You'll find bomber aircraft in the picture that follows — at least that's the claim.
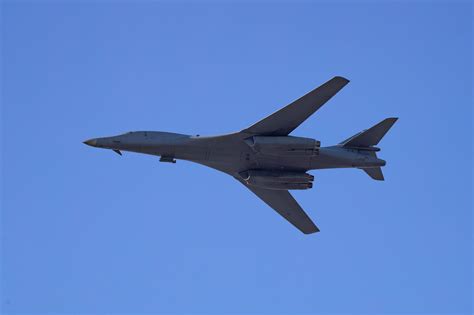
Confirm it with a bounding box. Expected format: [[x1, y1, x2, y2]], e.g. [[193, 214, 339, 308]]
[[84, 76, 397, 234]]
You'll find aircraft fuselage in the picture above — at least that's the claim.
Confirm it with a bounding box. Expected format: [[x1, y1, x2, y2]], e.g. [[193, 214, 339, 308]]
[[84, 131, 386, 175]]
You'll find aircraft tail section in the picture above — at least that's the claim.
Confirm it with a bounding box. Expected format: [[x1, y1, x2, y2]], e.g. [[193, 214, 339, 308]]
[[340, 117, 398, 148], [361, 167, 384, 181], [339, 118, 397, 181]]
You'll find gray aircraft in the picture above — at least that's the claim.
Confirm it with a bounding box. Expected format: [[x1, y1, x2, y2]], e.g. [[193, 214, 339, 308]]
[[84, 76, 397, 234]]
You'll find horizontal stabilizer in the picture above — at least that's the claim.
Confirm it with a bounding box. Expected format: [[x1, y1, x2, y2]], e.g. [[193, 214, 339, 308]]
[[361, 167, 384, 181], [341, 118, 398, 147], [242, 76, 350, 136]]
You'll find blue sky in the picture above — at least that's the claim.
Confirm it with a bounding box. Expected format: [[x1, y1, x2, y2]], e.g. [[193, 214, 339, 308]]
[[1, 1, 472, 314]]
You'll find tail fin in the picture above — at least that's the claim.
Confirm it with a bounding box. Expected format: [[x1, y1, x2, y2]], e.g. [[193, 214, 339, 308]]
[[361, 167, 384, 181], [340, 118, 398, 148], [340, 118, 398, 181]]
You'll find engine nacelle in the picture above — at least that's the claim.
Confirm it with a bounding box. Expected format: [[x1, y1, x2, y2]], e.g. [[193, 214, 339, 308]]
[[240, 170, 314, 190], [244, 136, 320, 156]]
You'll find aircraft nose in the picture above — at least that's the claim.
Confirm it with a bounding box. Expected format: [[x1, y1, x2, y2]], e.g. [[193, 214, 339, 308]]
[[83, 138, 98, 147]]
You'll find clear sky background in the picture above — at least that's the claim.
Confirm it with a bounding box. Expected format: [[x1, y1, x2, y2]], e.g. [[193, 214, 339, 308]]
[[1, 1, 472, 314]]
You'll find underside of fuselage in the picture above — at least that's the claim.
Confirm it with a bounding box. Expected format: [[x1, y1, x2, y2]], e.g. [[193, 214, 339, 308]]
[[157, 132, 386, 176]]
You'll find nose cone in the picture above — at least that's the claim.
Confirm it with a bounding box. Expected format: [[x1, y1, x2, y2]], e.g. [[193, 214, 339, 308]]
[[83, 138, 98, 147]]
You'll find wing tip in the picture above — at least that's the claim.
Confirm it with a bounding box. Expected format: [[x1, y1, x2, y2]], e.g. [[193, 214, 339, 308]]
[[303, 228, 320, 234], [385, 117, 399, 123], [333, 76, 350, 85], [302, 224, 320, 234]]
